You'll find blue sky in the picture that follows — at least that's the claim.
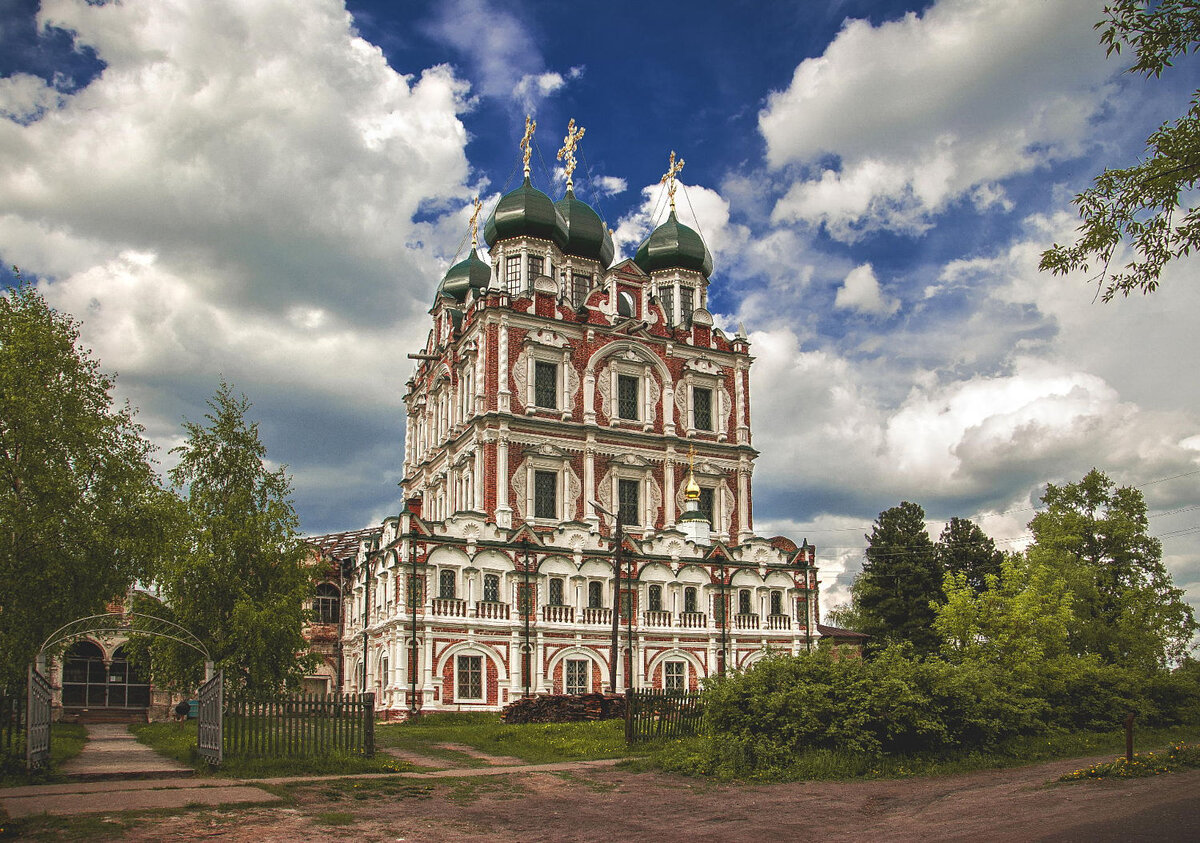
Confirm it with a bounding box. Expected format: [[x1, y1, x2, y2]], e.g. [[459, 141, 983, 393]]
[[1, 0, 1197, 617]]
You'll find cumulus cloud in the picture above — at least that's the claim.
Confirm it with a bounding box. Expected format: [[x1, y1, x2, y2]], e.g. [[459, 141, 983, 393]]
[[613, 180, 746, 270], [759, 0, 1114, 240], [834, 263, 898, 317], [0, 0, 477, 532]]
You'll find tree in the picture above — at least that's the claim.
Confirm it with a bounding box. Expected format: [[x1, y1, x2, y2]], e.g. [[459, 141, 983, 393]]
[[934, 553, 1075, 669], [135, 382, 314, 693], [0, 279, 173, 686], [851, 501, 943, 654], [1027, 468, 1197, 669], [935, 517, 1003, 592], [1040, 0, 1200, 300]]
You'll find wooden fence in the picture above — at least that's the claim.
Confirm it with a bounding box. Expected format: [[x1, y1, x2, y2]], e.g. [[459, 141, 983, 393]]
[[224, 692, 375, 758], [625, 689, 703, 743]]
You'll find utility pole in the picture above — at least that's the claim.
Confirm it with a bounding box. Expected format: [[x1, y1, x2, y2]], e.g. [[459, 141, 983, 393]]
[[590, 501, 623, 693], [522, 538, 533, 698], [408, 518, 419, 716]]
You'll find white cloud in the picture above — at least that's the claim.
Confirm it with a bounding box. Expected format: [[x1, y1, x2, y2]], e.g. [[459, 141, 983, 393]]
[[513, 71, 566, 111], [613, 181, 746, 270], [760, 0, 1114, 240], [0, 0, 477, 532], [834, 263, 898, 317]]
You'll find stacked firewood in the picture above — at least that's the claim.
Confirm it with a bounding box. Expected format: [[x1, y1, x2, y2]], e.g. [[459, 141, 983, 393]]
[[501, 692, 626, 723]]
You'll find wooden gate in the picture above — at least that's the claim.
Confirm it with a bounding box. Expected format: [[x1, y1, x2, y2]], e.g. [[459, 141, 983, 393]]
[[625, 688, 703, 744], [197, 670, 223, 766], [26, 665, 52, 770]]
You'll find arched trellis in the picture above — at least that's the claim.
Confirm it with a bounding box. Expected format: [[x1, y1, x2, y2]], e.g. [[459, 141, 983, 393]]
[[39, 612, 214, 678]]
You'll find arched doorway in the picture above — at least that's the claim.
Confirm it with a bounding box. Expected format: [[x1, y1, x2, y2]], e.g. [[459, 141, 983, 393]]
[[60, 641, 151, 712]]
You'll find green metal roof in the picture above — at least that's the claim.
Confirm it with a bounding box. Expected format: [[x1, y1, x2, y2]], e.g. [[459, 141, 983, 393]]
[[555, 189, 614, 268], [439, 248, 491, 301], [482, 176, 567, 249], [633, 210, 713, 277]]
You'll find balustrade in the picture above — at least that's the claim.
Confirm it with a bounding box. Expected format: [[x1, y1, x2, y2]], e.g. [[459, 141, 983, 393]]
[[734, 613, 760, 630], [678, 611, 707, 629], [541, 605, 575, 623], [475, 600, 510, 620], [432, 597, 467, 617], [766, 614, 791, 630], [582, 607, 612, 625], [642, 610, 672, 628]]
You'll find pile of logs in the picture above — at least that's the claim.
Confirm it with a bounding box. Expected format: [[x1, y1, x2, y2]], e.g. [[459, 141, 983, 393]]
[[501, 692, 626, 724]]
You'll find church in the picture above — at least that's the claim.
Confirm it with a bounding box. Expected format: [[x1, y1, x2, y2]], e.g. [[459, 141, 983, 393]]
[[307, 120, 840, 716]]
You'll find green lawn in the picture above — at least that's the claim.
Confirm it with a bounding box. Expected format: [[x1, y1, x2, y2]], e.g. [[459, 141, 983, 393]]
[[129, 721, 415, 778], [0, 723, 87, 788], [374, 712, 633, 764]]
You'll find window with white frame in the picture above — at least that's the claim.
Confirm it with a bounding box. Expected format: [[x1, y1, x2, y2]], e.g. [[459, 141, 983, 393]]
[[698, 486, 715, 526], [659, 285, 674, 325], [693, 386, 713, 431], [571, 273, 590, 307], [439, 569, 456, 600], [380, 655, 389, 688], [527, 254, 544, 280], [680, 286, 694, 323], [664, 660, 685, 691], [617, 373, 639, 420], [617, 477, 640, 526], [648, 584, 663, 612], [505, 256, 522, 295], [683, 586, 697, 614], [482, 573, 500, 603], [456, 655, 483, 700], [314, 583, 340, 624], [534, 469, 558, 519], [587, 581, 603, 608], [738, 588, 752, 615], [565, 659, 589, 694], [549, 577, 565, 605], [534, 360, 558, 409], [770, 590, 783, 615]]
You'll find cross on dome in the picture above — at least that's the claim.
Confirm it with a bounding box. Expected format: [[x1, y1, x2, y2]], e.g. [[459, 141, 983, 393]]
[[661, 150, 685, 212], [557, 118, 585, 191], [468, 196, 482, 248], [520, 115, 536, 177]]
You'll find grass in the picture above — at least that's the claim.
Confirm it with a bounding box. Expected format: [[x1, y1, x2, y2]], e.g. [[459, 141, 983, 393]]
[[638, 723, 1200, 783], [129, 721, 417, 778], [374, 712, 633, 764], [0, 723, 88, 788], [313, 810, 356, 826], [1059, 741, 1200, 781]]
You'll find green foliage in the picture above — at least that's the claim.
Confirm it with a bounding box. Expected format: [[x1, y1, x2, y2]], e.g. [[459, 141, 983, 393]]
[[1060, 741, 1200, 780], [0, 279, 176, 686], [1040, 0, 1200, 299], [131, 383, 315, 694], [935, 517, 1003, 592], [1027, 469, 1197, 669], [935, 553, 1075, 668], [853, 502, 942, 654]]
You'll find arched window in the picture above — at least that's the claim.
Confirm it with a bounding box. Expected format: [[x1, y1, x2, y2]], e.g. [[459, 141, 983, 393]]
[[380, 654, 389, 689], [483, 573, 500, 603], [62, 641, 105, 707], [439, 569, 456, 599], [648, 584, 663, 612], [314, 583, 340, 624]]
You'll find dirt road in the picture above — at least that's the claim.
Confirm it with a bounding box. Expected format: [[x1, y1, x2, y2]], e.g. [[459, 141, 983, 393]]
[[86, 754, 1198, 842]]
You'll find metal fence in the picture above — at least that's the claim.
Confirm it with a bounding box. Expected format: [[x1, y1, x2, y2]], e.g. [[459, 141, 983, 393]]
[[224, 692, 375, 758], [26, 667, 52, 769], [625, 689, 703, 744], [0, 685, 23, 767]]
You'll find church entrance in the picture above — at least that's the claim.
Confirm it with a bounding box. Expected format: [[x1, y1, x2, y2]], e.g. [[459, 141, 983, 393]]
[[61, 641, 151, 712]]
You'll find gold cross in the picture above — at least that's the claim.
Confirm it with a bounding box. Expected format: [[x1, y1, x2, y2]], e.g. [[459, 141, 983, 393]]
[[688, 444, 696, 472], [468, 196, 482, 248], [661, 150, 685, 211], [556, 118, 585, 191], [520, 115, 536, 177]]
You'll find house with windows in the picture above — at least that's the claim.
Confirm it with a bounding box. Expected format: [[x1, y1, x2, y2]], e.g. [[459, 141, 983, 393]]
[[310, 125, 826, 716]]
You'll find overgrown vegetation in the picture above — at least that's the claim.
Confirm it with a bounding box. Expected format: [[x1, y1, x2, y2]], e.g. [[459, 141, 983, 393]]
[[0, 723, 88, 787], [1060, 741, 1200, 781], [374, 711, 630, 765], [129, 721, 413, 778]]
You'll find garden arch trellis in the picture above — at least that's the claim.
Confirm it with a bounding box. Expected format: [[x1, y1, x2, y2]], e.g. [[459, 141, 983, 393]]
[[27, 613, 222, 769]]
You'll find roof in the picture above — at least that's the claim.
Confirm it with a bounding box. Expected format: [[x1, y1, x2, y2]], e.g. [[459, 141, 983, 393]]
[[817, 623, 869, 640], [304, 527, 383, 561]]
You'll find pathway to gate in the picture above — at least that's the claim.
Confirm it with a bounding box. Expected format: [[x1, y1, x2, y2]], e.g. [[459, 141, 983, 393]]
[[59, 723, 193, 780]]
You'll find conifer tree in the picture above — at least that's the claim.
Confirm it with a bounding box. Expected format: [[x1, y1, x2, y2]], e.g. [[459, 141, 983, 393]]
[[935, 517, 1003, 593]]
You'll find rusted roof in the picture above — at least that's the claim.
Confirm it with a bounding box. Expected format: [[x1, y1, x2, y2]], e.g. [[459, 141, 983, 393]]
[[304, 527, 382, 561], [816, 623, 869, 640]]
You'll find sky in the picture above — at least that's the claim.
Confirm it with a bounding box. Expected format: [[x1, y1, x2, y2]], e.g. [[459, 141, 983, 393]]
[[1, 0, 1198, 620]]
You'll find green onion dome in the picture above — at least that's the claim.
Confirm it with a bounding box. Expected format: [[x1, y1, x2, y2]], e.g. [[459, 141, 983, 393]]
[[483, 176, 567, 249], [633, 210, 713, 277], [555, 188, 614, 268], [439, 248, 491, 301]]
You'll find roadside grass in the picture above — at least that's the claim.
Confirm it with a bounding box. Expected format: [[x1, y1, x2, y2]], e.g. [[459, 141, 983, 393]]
[[129, 721, 416, 778], [313, 810, 356, 826], [636, 723, 1200, 783], [0, 804, 261, 841], [0, 723, 88, 788], [374, 712, 633, 764], [1059, 741, 1200, 781]]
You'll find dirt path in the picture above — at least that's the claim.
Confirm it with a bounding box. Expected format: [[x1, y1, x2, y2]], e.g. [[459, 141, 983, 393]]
[[55, 753, 1199, 842]]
